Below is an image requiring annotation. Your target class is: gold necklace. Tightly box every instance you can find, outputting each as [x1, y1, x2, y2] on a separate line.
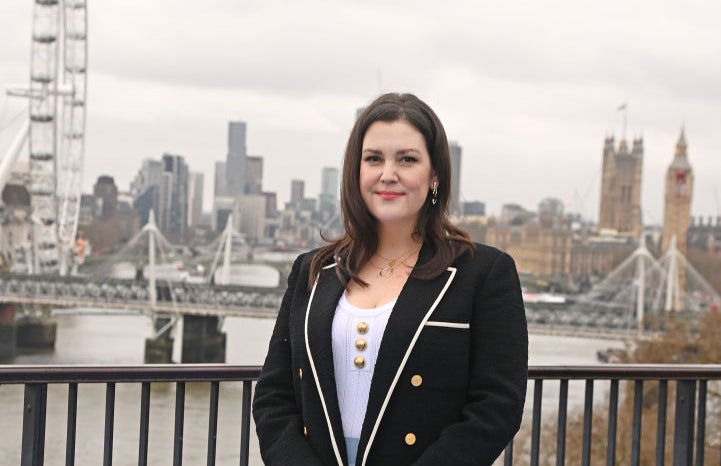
[369, 246, 420, 277]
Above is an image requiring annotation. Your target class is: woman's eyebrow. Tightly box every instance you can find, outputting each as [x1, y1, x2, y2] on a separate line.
[361, 147, 421, 155]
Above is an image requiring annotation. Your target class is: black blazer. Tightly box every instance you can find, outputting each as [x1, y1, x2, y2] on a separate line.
[253, 242, 528, 466]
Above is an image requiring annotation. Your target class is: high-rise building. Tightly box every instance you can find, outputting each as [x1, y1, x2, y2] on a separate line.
[263, 192, 277, 217]
[130, 159, 163, 198]
[290, 179, 305, 207]
[245, 156, 263, 195]
[662, 127, 694, 308]
[93, 175, 118, 220]
[131, 159, 163, 227]
[225, 121, 247, 196]
[157, 153, 189, 236]
[449, 141, 462, 217]
[214, 161, 227, 196]
[321, 167, 339, 197]
[187, 172, 204, 227]
[319, 167, 339, 214]
[598, 136, 644, 237]
[233, 195, 266, 240]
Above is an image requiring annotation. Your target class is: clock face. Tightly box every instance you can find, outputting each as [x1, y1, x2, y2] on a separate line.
[675, 171, 688, 196]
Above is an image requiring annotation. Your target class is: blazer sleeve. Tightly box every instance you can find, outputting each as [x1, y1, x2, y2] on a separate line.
[412, 250, 528, 466]
[252, 254, 325, 466]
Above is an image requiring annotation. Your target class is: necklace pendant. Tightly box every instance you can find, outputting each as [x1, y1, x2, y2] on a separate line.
[379, 265, 393, 277]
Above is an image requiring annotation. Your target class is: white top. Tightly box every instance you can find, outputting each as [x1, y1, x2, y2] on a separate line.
[332, 291, 396, 439]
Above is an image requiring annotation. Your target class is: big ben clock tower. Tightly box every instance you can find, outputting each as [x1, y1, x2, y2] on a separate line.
[661, 127, 693, 308]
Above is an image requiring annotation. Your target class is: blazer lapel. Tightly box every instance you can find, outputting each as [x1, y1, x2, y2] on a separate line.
[357, 244, 457, 465]
[305, 264, 347, 465]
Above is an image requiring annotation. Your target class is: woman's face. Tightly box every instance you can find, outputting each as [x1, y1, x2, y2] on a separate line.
[359, 119, 437, 229]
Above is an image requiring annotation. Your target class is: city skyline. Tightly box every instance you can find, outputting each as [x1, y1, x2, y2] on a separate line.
[1, 1, 720, 223]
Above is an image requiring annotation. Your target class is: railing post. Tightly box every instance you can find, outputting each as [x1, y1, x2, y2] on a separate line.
[631, 380, 644, 466]
[21, 383, 47, 466]
[530, 379, 543, 466]
[606, 379, 619, 466]
[673, 380, 696, 466]
[173, 382, 186, 466]
[581, 380, 594, 466]
[656, 380, 668, 466]
[556, 379, 568, 466]
[694, 380, 706, 466]
[207, 381, 220, 466]
[240, 381, 253, 466]
[104, 382, 117, 466]
[138, 382, 151, 466]
[503, 440, 513, 466]
[66, 383, 78, 466]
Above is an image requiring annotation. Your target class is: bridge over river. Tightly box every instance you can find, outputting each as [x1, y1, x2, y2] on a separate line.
[0, 273, 284, 319]
[0, 272, 655, 339]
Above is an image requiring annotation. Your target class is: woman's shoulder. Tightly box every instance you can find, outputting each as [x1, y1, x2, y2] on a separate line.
[453, 242, 515, 269]
[291, 248, 320, 269]
[291, 247, 337, 272]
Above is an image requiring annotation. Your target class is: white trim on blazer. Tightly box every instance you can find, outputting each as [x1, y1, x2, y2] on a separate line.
[425, 321, 470, 329]
[305, 263, 344, 466]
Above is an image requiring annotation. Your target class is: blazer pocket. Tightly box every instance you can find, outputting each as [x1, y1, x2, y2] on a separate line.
[411, 324, 471, 389]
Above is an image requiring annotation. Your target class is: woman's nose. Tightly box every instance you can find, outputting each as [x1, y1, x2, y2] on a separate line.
[380, 161, 398, 183]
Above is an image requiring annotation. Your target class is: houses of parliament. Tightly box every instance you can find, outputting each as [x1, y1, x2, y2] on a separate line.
[461, 126, 716, 291]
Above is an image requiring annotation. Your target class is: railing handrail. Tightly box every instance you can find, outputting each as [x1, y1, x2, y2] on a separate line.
[528, 363, 721, 379]
[3, 363, 721, 384]
[0, 364, 262, 384]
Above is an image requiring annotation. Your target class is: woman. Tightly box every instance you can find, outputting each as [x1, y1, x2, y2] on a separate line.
[253, 93, 527, 466]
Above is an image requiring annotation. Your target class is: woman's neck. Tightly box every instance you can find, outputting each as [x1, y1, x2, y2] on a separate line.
[375, 224, 422, 258]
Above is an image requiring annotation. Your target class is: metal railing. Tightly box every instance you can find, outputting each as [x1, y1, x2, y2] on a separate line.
[509, 365, 721, 466]
[0, 365, 261, 466]
[1, 364, 720, 465]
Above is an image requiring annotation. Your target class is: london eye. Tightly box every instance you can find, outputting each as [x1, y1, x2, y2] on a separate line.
[1, 0, 88, 275]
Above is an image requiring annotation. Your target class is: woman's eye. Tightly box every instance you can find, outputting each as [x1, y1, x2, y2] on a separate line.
[400, 156, 417, 164]
[364, 155, 381, 163]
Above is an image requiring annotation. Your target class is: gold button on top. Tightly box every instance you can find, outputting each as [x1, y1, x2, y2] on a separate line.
[405, 433, 416, 445]
[298, 368, 303, 379]
[357, 321, 369, 334]
[303, 426, 308, 436]
[355, 338, 367, 351]
[354, 355, 366, 369]
[410, 374, 423, 387]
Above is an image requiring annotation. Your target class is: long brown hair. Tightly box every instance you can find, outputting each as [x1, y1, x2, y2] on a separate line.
[309, 93, 473, 289]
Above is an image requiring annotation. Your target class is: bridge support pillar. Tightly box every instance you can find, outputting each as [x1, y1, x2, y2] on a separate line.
[181, 315, 226, 363]
[144, 316, 174, 364]
[15, 305, 57, 351]
[0, 303, 16, 361]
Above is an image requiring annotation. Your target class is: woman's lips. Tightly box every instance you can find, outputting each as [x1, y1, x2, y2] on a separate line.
[377, 191, 404, 200]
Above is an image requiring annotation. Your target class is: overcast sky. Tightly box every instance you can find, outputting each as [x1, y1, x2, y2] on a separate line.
[1, 0, 720, 224]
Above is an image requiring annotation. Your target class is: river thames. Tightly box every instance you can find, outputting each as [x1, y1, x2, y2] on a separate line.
[0, 314, 626, 465]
